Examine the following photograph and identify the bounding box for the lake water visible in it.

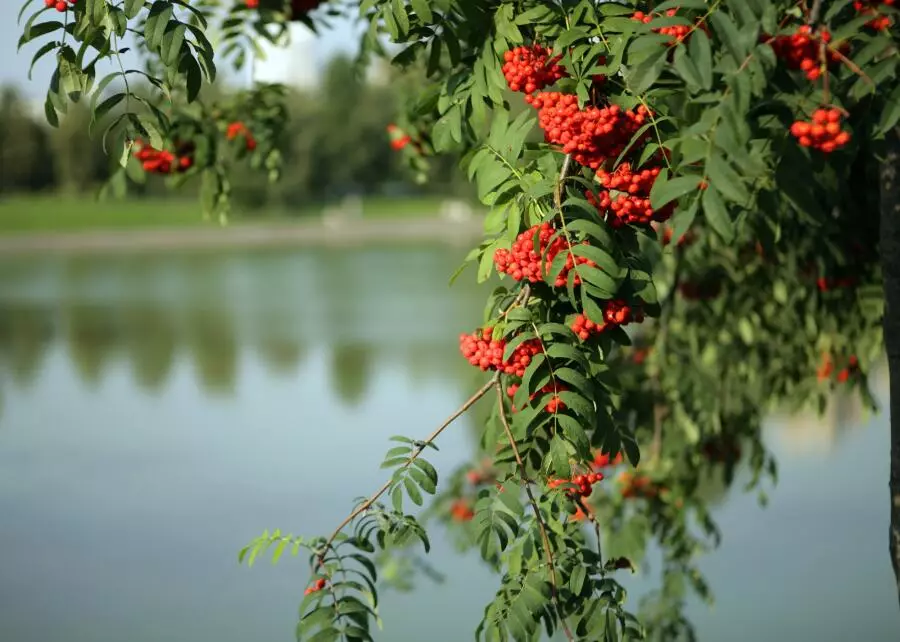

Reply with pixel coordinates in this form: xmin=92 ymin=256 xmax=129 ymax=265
xmin=0 ymin=247 xmax=898 ymax=642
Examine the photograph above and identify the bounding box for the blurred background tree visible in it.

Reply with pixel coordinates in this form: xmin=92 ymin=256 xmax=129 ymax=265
xmin=0 ymin=55 xmax=475 ymax=214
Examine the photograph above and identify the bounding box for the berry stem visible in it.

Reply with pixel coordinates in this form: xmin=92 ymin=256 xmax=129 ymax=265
xmin=829 ymin=45 xmax=875 ymax=86
xmin=315 ymin=376 xmax=498 ymax=567
xmin=553 ymin=153 xmax=573 ymax=214
xmin=495 ymin=382 xmax=575 ymax=642
xmin=819 ymin=39 xmax=831 ymax=103
xmin=809 ymin=0 xmax=825 ymax=24
xmin=574 ymin=496 xmax=604 ymax=570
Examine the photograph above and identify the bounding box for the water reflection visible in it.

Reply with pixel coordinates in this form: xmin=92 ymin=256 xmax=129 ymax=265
xmin=0 ymin=248 xmax=897 ymax=642
xmin=0 ymin=248 xmax=489 ymax=400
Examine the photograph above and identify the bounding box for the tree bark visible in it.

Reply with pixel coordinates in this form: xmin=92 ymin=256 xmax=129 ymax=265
xmin=880 ymin=126 xmax=900 ymax=609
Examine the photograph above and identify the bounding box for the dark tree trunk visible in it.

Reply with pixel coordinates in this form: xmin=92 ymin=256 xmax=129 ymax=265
xmin=880 ymin=126 xmax=900 ymax=609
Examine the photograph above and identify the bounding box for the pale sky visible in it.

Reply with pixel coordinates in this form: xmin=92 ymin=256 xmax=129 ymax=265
xmin=6 ymin=5 xmax=360 ymax=99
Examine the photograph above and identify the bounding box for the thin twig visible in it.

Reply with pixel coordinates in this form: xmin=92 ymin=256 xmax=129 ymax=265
xmin=315 ymin=376 xmax=498 ymax=565
xmin=573 ymin=497 xmax=604 ymax=570
xmin=820 ymin=39 xmax=831 ymax=104
xmin=830 ymin=46 xmax=875 ymax=86
xmin=496 ymin=383 xmax=575 ymax=642
xmin=554 ymin=153 xmax=573 ymax=214
xmin=809 ymin=0 xmax=825 ymax=25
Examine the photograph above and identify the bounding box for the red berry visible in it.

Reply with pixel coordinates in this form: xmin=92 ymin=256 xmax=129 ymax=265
xmin=501 ymin=45 xmax=568 ymax=95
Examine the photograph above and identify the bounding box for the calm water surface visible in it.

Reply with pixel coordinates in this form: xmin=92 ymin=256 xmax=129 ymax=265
xmin=0 ymin=247 xmax=898 ymax=642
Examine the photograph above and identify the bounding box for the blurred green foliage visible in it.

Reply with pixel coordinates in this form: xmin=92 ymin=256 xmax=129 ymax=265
xmin=0 ymin=55 xmax=473 ymax=213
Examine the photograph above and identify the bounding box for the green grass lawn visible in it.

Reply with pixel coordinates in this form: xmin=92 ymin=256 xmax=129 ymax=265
xmin=0 ymin=194 xmax=462 ymax=234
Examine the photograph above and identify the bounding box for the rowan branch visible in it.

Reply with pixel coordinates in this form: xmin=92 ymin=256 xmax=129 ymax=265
xmin=829 ymin=46 xmax=875 ymax=86
xmin=809 ymin=0 xmax=824 ymax=25
xmin=554 ymin=153 xmax=573 ymax=213
xmin=315 ymin=376 xmax=497 ymax=566
xmin=495 ymin=382 xmax=575 ymax=642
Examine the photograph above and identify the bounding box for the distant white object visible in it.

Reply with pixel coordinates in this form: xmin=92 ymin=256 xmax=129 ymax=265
xmin=254 ymin=23 xmax=318 ymax=89
xmin=439 ymin=200 xmax=474 ymax=222
xmin=322 ymin=195 xmax=364 ymax=227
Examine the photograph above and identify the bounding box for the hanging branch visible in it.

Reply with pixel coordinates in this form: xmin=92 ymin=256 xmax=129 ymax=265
xmin=495 ymin=382 xmax=575 ymax=642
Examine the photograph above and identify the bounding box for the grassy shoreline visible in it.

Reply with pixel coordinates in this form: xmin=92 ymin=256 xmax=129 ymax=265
xmin=0 ymin=194 xmax=470 ymax=235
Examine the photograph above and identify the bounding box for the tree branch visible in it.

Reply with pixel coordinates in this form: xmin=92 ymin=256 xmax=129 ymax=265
xmin=315 ymin=376 xmax=498 ymax=566
xmin=495 ymin=382 xmax=575 ymax=642
xmin=554 ymin=153 xmax=573 ymax=214
xmin=809 ymin=0 xmax=824 ymax=24
xmin=879 ymin=126 xmax=900 ymax=608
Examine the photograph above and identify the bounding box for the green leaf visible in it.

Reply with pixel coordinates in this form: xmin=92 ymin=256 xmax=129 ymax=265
xmin=161 ymin=21 xmax=186 ymax=67
xmin=629 ymin=48 xmax=667 ymax=94
xmin=124 ymin=0 xmax=144 ymax=19
xmin=649 ymin=174 xmax=700 ymax=210
xmin=391 ymin=0 xmax=410 ymax=37
xmin=549 ymin=436 xmax=571 ymax=477
xmin=28 ymin=40 xmax=58 ymax=81
xmin=93 ymin=92 xmax=125 ymax=124
xmin=19 ymin=21 xmax=63 ymax=51
xmin=689 ymin=29 xmax=713 ymax=90
xmin=409 ymin=0 xmax=432 ymax=22
xmin=43 ymin=92 xmax=59 ymax=128
xmin=706 ymin=153 xmax=749 ymax=204
xmin=877 ymin=83 xmax=900 ymax=136
xmin=180 ymin=52 xmax=203 ymax=102
xmin=673 ymin=44 xmax=703 ymax=90
xmin=86 ymin=0 xmax=109 ymax=26
xmin=701 ymin=184 xmax=734 ymax=243
xmin=557 ymin=414 xmax=590 ymax=456
xmin=144 ymin=1 xmax=174 ymax=51
xmin=404 ymin=477 xmax=423 ymax=505
xmin=709 ymin=11 xmax=746 ymax=63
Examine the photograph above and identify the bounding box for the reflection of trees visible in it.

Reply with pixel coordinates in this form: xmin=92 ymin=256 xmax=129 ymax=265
xmin=187 ymin=307 xmax=238 ymax=395
xmin=256 ymin=334 xmax=307 ymax=376
xmin=122 ymin=304 xmax=177 ymax=393
xmin=64 ymin=303 xmax=120 ymax=386
xmin=329 ymin=343 xmax=374 ymax=407
xmin=0 ymin=305 xmax=53 ymax=389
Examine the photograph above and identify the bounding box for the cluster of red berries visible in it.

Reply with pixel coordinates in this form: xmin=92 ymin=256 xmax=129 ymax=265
xmin=592 ymin=451 xmax=624 ymax=469
xmin=450 ymin=498 xmax=475 ymax=522
xmin=502 ymin=45 xmax=567 ymax=94
xmin=854 ymin=0 xmax=894 ymax=30
xmin=817 ymin=275 xmax=858 ymax=291
xmin=133 ymin=140 xmax=193 ymax=175
xmin=548 ymin=472 xmax=604 ymax=498
xmin=588 ymin=163 xmax=673 ymax=227
xmin=226 ymin=121 xmax=257 ymax=151
xmin=506 ymin=381 xmax=568 ymax=413
xmin=767 ymin=26 xmax=843 ymax=81
xmin=386 ymin=124 xmax=412 ymax=150
xmin=790 ymin=109 xmax=851 ymax=153
xmin=525 ymin=92 xmax=651 ymax=170
xmin=458 ymin=326 xmax=541 ymax=377
xmin=466 ymin=460 xmax=497 ymax=486
xmin=631 ymin=347 xmax=650 ymax=365
xmin=44 ymin=0 xmax=76 ymax=12
xmin=245 ymin=0 xmax=259 ymax=8
xmin=571 ymin=300 xmax=644 ymax=340
xmin=304 ymin=577 xmax=327 ymax=596
xmin=817 ymin=354 xmax=860 ymax=383
xmin=493 ymin=223 xmax=597 ymax=287
xmin=632 ymin=9 xmax=698 ymax=44
xmin=619 ymin=472 xmax=663 ymax=499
